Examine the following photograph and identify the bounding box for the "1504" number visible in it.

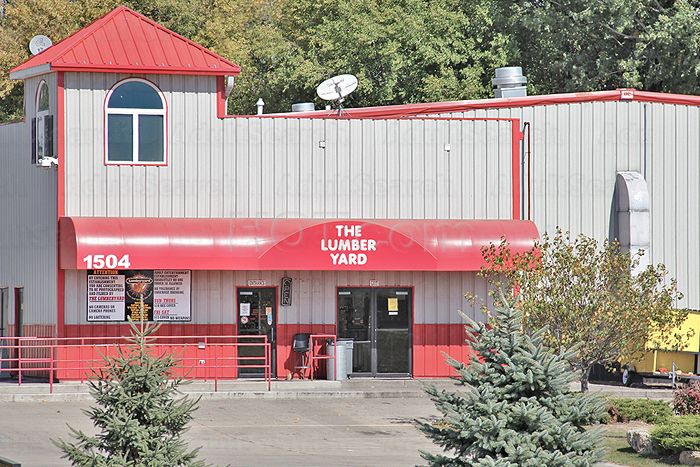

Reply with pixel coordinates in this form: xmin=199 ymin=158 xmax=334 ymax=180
xmin=82 ymin=254 xmax=131 ymax=269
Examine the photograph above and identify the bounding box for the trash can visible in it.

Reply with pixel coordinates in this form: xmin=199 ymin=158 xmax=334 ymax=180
xmin=338 ymin=338 xmax=354 ymax=376
xmin=326 ymin=340 xmax=348 ymax=381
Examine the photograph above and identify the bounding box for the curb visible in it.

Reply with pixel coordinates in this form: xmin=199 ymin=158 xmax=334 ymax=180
xmin=0 ymin=390 xmax=430 ymax=403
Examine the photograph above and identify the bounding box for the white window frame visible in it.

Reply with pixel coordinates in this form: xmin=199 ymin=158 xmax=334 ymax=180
xmin=104 ymin=78 xmax=167 ymax=166
xmin=35 ymin=80 xmax=50 ymax=162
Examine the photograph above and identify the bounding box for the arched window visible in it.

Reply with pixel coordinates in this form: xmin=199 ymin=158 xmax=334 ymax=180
xmin=105 ymin=79 xmax=166 ymax=164
xmin=32 ymin=80 xmax=52 ymax=164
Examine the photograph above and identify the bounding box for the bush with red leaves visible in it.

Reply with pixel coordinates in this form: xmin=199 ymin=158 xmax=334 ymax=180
xmin=674 ymin=381 xmax=700 ymax=415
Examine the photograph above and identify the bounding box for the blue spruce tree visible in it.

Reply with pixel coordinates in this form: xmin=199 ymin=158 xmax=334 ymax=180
xmin=53 ymin=317 xmax=205 ymax=466
xmin=419 ymin=289 xmax=605 ymax=466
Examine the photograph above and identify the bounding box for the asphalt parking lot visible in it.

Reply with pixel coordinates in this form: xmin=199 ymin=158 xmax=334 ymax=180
xmin=0 ymin=396 xmax=440 ymax=466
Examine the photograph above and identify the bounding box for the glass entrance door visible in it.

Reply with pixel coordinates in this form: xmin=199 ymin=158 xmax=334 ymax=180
xmin=338 ymin=289 xmax=371 ymax=373
xmin=237 ymin=288 xmax=276 ymax=377
xmin=337 ymin=288 xmax=412 ymax=376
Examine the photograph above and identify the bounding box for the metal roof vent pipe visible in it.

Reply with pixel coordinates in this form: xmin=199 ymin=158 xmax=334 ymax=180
xmin=492 ymin=66 xmax=527 ymax=98
xmin=291 ymin=102 xmax=315 ymax=112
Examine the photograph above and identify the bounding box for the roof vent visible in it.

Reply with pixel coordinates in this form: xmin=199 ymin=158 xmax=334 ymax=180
xmin=292 ymin=102 xmax=315 ymax=112
xmin=492 ymin=66 xmax=527 ymax=98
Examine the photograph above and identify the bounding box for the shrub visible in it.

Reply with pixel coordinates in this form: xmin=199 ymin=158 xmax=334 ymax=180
xmin=674 ymin=381 xmax=700 ymax=415
xmin=607 ymin=398 xmax=672 ymax=424
xmin=652 ymin=415 xmax=700 ymax=453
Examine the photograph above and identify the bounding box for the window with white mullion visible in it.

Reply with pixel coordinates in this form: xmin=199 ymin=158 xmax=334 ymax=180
xmin=132 ymin=111 xmax=140 ymax=163
xmin=105 ymin=78 xmax=166 ymax=164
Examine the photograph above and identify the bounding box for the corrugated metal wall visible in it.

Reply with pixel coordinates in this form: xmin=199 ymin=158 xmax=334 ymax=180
xmin=63 ymin=73 xmax=514 ymax=221
xmin=64 ymin=269 xmax=488 ymax=326
xmin=436 ymin=102 xmax=645 ymax=239
xmin=0 ymin=73 xmax=58 ymax=329
xmin=441 ymin=101 xmax=700 ymax=309
xmin=644 ymin=103 xmax=700 ymax=309
xmin=60 ymin=71 xmax=700 ymax=311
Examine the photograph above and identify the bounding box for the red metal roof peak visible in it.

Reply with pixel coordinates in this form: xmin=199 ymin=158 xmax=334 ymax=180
xmin=10 ymin=5 xmax=241 ymax=79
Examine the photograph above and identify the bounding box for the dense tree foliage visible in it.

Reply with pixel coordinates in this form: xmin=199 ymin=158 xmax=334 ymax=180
xmin=498 ymin=0 xmax=700 ymax=95
xmin=480 ymin=230 xmax=688 ymax=392
xmin=3 ymin=0 xmax=700 ymax=118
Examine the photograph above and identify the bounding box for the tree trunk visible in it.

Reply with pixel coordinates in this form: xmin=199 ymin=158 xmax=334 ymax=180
xmin=580 ymin=366 xmax=592 ymax=392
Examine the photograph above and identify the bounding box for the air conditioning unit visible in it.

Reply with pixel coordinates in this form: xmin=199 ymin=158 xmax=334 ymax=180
xmin=38 ymin=157 xmax=58 ymax=167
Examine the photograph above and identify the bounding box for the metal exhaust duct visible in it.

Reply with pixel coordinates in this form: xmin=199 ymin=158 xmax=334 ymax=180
xmin=492 ymin=66 xmax=527 ymax=98
xmin=291 ymin=102 xmax=315 ymax=112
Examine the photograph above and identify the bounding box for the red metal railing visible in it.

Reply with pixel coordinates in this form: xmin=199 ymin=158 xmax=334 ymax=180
xmin=0 ymin=335 xmax=272 ymax=393
xmin=309 ymin=334 xmax=336 ymax=380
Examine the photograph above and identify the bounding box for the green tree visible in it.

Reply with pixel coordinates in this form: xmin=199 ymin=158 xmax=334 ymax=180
xmin=495 ymin=0 xmax=700 ymax=95
xmin=480 ymin=230 xmax=688 ymax=392
xmin=52 ymin=318 xmax=204 ymax=466
xmin=264 ymin=0 xmax=507 ymax=113
xmin=418 ymin=289 xmax=605 ymax=466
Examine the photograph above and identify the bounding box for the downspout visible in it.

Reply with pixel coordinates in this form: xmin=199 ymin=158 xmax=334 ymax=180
xmin=523 ymin=122 xmax=532 ymax=220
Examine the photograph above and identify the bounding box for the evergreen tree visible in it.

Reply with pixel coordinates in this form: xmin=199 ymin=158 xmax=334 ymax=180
xmin=53 ymin=317 xmax=205 ymax=466
xmin=418 ymin=289 xmax=605 ymax=466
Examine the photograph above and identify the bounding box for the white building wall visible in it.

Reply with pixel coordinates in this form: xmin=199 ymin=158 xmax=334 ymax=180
xmin=64 ymin=270 xmax=488 ymax=326
xmin=62 ymin=73 xmax=515 ymax=221
xmin=440 ymin=101 xmax=700 ymax=310
xmin=59 ymin=70 xmax=700 ymax=311
xmin=0 ymin=73 xmax=58 ymax=330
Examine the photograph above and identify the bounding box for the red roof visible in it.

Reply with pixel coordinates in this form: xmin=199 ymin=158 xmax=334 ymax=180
xmin=59 ymin=217 xmax=539 ymax=271
xmin=269 ymin=88 xmax=700 ymax=119
xmin=10 ymin=6 xmax=240 ymax=79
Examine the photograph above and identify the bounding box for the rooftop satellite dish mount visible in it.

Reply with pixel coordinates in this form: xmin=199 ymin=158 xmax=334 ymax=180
xmin=29 ymin=35 xmax=53 ymax=55
xmin=316 ymin=74 xmax=358 ymax=115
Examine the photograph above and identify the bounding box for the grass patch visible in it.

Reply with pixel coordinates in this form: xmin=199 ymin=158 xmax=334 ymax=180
xmin=601 ymin=424 xmax=678 ymax=466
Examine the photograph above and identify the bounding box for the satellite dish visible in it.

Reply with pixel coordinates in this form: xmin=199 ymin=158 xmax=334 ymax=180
xmin=29 ymin=35 xmax=53 ymax=56
xmin=316 ymin=74 xmax=358 ymax=108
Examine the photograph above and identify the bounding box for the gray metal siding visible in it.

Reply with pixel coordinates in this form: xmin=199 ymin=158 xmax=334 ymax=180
xmin=64 ymin=270 xmax=488 ymax=326
xmin=0 ymin=73 xmax=58 ymax=329
xmin=644 ymin=103 xmax=700 ymax=309
xmin=435 ymin=101 xmax=645 ymax=240
xmin=63 ymin=73 xmax=514 ymax=221
xmin=60 ymin=70 xmax=700 ymax=311
xmin=440 ymin=101 xmax=700 ymax=309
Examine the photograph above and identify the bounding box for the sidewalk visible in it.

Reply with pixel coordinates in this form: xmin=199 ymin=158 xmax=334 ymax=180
xmin=0 ymin=377 xmax=673 ymax=402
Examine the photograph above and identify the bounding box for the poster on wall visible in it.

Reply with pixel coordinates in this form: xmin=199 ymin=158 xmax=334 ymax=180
xmin=87 ymin=270 xmax=126 ymax=321
xmin=124 ymin=270 xmax=154 ymax=321
xmin=87 ymin=270 xmax=191 ymax=322
xmin=153 ymin=270 xmax=191 ymax=321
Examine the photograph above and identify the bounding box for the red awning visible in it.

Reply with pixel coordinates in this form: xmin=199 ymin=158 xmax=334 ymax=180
xmin=59 ymin=217 xmax=539 ymax=271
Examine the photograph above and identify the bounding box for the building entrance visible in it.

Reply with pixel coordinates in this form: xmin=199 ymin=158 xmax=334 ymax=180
xmin=236 ymin=287 xmax=276 ymax=377
xmin=337 ymin=288 xmax=411 ymax=377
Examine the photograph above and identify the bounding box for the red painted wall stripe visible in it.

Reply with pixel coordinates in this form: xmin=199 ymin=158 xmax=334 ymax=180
xmin=412 ymin=324 xmax=473 ymax=377
xmin=58 ymin=323 xmax=473 ymax=378
xmin=56 ymin=71 xmax=65 ymax=338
